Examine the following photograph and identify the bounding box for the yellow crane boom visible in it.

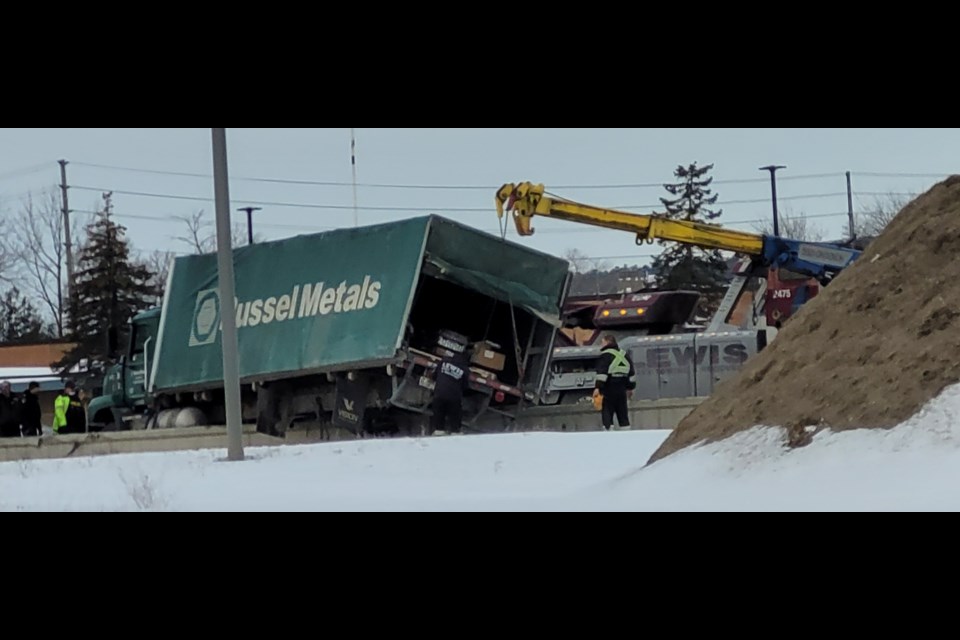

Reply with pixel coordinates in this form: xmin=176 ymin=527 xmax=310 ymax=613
xmin=495 ymin=181 xmax=764 ymax=256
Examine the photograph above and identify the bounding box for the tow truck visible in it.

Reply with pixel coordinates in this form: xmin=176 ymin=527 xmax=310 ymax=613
xmin=496 ymin=182 xmax=862 ymax=405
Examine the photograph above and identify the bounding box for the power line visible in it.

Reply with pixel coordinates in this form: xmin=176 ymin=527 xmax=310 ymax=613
xmin=0 ymin=187 xmax=58 ymax=204
xmin=72 ymin=208 xmax=337 ymax=233
xmin=588 ymin=191 xmax=915 ymax=209
xmin=0 ymin=162 xmax=54 ymax=182
xmin=70 ymin=186 xmax=490 ymax=212
xmin=73 ymin=206 xmax=858 ymax=246
xmin=70 ymin=161 xmax=848 ymax=190
xmin=71 ymin=184 xmax=896 ymax=215
xmin=62 ymin=161 xmax=960 ymax=188
xmin=608 ymin=192 xmax=850 ymax=209
xmin=72 ymin=203 xmax=865 ymax=265
xmin=74 ymin=197 xmax=862 ymax=228
xmin=855 ymin=171 xmax=952 ymax=179
xmin=74 ymin=207 xmax=623 ymax=235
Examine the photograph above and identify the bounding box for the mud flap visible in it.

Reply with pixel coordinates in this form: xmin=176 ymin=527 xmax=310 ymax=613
xmin=256 ymin=383 xmax=280 ymax=436
xmin=333 ymin=374 xmax=369 ymax=434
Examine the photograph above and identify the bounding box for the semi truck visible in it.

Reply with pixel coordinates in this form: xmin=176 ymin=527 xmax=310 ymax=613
xmin=87 ymin=216 xmax=570 ymax=437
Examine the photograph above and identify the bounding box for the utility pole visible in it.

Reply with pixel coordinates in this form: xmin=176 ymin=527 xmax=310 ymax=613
xmin=212 ymin=128 xmax=245 ymax=463
xmin=846 ymin=171 xmax=856 ymax=241
xmin=58 ymin=160 xmax=74 ymax=302
xmin=759 ymin=165 xmax=786 ymax=237
xmin=238 ymin=206 xmax=262 ymax=245
xmin=351 ymin=128 xmax=359 ymax=227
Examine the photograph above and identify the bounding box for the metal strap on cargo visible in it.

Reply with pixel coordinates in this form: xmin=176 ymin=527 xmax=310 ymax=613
xmin=490 ymin=229 xmax=527 ymax=385
xmin=509 ymin=298 xmax=524 ymax=383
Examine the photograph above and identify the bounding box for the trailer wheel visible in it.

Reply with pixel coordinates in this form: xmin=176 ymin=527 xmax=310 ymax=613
xmin=540 ymin=391 xmax=562 ymax=406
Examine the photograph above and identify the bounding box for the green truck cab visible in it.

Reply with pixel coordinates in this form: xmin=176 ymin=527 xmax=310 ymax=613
xmin=87 ymin=308 xmax=161 ymax=430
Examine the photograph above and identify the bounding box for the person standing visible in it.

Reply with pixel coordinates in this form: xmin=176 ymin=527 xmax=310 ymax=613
xmin=0 ymin=381 xmax=20 ymax=438
xmin=20 ymin=381 xmax=43 ymax=437
xmin=594 ymin=335 xmax=636 ymax=431
xmin=54 ymin=381 xmax=87 ymax=435
xmin=430 ymin=346 xmax=472 ymax=436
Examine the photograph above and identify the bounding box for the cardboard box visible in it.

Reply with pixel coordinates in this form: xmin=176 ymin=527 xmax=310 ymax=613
xmin=560 ymin=327 xmax=599 ymax=346
xmin=471 ymin=341 xmax=506 ymax=372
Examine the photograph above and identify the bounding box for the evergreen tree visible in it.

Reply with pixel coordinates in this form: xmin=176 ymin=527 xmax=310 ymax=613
xmin=0 ymin=287 xmax=50 ymax=344
xmin=652 ymin=163 xmax=730 ymax=316
xmin=58 ymin=193 xmax=159 ymax=375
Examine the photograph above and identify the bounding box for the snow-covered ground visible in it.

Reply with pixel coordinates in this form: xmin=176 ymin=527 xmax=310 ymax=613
xmin=6 ymin=385 xmax=960 ymax=512
xmin=0 ymin=430 xmax=667 ymax=512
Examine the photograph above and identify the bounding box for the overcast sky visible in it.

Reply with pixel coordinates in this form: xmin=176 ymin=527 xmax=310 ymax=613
xmin=0 ymin=128 xmax=955 ymax=266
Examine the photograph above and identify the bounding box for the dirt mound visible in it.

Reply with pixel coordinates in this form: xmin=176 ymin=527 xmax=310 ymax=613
xmin=649 ymin=176 xmax=960 ymax=464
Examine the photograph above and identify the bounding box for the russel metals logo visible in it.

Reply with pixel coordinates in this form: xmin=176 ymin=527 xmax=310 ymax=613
xmin=190 ymin=289 xmax=221 ymax=347
xmin=188 ymin=277 xmax=383 ymax=347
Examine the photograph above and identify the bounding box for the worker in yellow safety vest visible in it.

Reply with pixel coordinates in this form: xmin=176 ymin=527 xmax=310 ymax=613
xmin=54 ymin=381 xmax=86 ymax=435
xmin=593 ymin=335 xmax=637 ymax=431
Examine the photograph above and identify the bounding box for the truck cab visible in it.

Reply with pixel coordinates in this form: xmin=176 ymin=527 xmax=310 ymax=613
xmin=542 ymin=291 xmax=701 ymax=405
xmin=87 ymin=308 xmax=161 ymax=431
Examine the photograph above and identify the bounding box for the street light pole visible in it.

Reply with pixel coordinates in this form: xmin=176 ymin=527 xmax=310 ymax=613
xmin=238 ymin=206 xmax=262 ymax=245
xmin=212 ymin=128 xmax=245 ymax=463
xmin=759 ymin=165 xmax=786 ymax=237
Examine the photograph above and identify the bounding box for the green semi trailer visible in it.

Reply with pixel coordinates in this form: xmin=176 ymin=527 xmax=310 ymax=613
xmin=87 ymin=216 xmax=570 ymax=437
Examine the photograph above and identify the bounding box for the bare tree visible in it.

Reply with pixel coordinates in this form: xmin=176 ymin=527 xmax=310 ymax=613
xmin=11 ymin=190 xmax=80 ymax=338
xmin=0 ymin=196 xmax=14 ymax=282
xmin=0 ymin=233 xmax=14 ymax=286
xmin=753 ymin=207 xmax=824 ymax=241
xmin=174 ymin=209 xmax=260 ymax=254
xmin=564 ymin=248 xmax=617 ymax=295
xmin=563 ymin=248 xmax=611 ymax=274
xmin=563 ymin=248 xmax=591 ymax=275
xmin=857 ymin=192 xmax=912 ymax=237
xmin=175 ymin=210 xmax=215 ymax=254
xmin=143 ymin=250 xmax=174 ymax=304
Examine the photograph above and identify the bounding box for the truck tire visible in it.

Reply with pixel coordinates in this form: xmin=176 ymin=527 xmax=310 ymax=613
xmin=540 ymin=391 xmax=562 ymax=406
xmin=155 ymin=407 xmax=208 ymax=429
xmin=174 ymin=407 xmax=208 ymax=428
